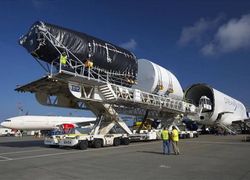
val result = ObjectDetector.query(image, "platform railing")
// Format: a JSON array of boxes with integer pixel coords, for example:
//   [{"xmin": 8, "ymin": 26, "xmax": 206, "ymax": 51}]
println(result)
[{"xmin": 38, "ymin": 23, "xmax": 135, "ymax": 87}]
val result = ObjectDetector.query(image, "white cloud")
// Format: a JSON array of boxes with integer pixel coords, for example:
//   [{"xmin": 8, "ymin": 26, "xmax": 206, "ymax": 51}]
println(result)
[
  {"xmin": 119, "ymin": 39, "xmax": 137, "ymax": 51},
  {"xmin": 178, "ymin": 15, "xmax": 224, "ymax": 46},
  {"xmin": 201, "ymin": 43, "xmax": 216, "ymax": 56},
  {"xmin": 179, "ymin": 14, "xmax": 250, "ymax": 56},
  {"xmin": 203, "ymin": 14, "xmax": 250, "ymax": 55}
]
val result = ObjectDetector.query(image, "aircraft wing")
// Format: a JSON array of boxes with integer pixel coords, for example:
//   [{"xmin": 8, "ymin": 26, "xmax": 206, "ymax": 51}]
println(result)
[
  {"xmin": 216, "ymin": 111, "xmax": 233, "ymax": 121},
  {"xmin": 231, "ymin": 118, "xmax": 250, "ymax": 123},
  {"xmin": 244, "ymin": 118, "xmax": 250, "ymax": 122},
  {"xmin": 55, "ymin": 117, "xmax": 96, "ymax": 129},
  {"xmin": 74, "ymin": 120, "xmax": 95, "ymax": 127}
]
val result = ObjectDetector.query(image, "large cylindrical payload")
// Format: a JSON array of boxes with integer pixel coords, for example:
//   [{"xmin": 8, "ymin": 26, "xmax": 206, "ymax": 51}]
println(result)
[
  {"xmin": 185, "ymin": 84, "xmax": 247, "ymax": 125},
  {"xmin": 19, "ymin": 21, "xmax": 138, "ymax": 77},
  {"xmin": 132, "ymin": 59, "xmax": 184, "ymax": 99}
]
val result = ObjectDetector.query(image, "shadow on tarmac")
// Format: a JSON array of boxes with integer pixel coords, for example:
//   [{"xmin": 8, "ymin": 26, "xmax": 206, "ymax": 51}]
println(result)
[
  {"xmin": 137, "ymin": 150, "xmax": 164, "ymax": 155},
  {"xmin": 137, "ymin": 151, "xmax": 178, "ymax": 156},
  {"xmin": 0, "ymin": 140, "xmax": 44, "ymax": 148}
]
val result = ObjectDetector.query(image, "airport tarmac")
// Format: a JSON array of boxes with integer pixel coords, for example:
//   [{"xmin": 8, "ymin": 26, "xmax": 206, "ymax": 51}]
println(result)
[{"xmin": 0, "ymin": 135, "xmax": 249, "ymax": 180}]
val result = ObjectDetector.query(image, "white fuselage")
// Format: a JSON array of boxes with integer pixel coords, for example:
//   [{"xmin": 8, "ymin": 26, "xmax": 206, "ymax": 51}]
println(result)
[
  {"xmin": 185, "ymin": 84, "xmax": 248, "ymax": 126},
  {"xmin": 208, "ymin": 89, "xmax": 247, "ymax": 125},
  {"xmin": 0, "ymin": 115, "xmax": 96, "ymax": 130}
]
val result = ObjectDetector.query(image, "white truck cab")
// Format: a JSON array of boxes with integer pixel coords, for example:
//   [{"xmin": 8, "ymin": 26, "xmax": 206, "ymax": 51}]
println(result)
[
  {"xmin": 0, "ymin": 127, "xmax": 15, "ymax": 136},
  {"xmin": 45, "ymin": 127, "xmax": 130, "ymax": 150}
]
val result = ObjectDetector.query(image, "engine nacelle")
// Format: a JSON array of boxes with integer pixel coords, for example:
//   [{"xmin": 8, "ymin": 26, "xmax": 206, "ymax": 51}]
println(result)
[{"xmin": 60, "ymin": 123, "xmax": 75, "ymax": 133}]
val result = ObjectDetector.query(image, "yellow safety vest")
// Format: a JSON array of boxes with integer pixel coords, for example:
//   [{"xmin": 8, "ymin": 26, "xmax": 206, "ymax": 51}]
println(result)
[
  {"xmin": 85, "ymin": 60, "xmax": 93, "ymax": 68},
  {"xmin": 172, "ymin": 129, "xmax": 179, "ymax": 142},
  {"xmin": 161, "ymin": 130, "xmax": 169, "ymax": 140},
  {"xmin": 60, "ymin": 54, "xmax": 67, "ymax": 65}
]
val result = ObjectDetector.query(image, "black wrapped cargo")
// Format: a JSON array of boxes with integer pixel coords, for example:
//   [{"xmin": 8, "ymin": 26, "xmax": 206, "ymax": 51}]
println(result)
[{"xmin": 19, "ymin": 21, "xmax": 138, "ymax": 79}]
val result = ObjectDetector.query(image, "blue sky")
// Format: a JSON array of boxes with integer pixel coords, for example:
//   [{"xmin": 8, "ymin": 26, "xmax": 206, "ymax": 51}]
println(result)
[{"xmin": 0, "ymin": 0, "xmax": 250, "ymax": 121}]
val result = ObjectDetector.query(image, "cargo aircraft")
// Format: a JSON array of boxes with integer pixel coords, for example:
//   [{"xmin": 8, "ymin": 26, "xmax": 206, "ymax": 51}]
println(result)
[{"xmin": 184, "ymin": 84, "xmax": 250, "ymax": 132}]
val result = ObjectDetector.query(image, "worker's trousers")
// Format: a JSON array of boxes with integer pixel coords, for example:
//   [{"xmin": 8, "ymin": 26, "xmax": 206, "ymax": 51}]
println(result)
[
  {"xmin": 163, "ymin": 140, "xmax": 170, "ymax": 155},
  {"xmin": 172, "ymin": 141, "xmax": 180, "ymax": 155}
]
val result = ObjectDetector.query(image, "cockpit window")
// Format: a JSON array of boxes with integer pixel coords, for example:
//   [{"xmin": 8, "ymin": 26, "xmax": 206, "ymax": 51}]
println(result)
[{"xmin": 4, "ymin": 119, "xmax": 11, "ymax": 122}]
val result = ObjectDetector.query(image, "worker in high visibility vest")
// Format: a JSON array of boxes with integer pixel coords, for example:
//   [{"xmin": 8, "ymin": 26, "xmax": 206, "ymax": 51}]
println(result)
[
  {"xmin": 161, "ymin": 127, "xmax": 171, "ymax": 155},
  {"xmin": 60, "ymin": 52, "xmax": 67, "ymax": 66},
  {"xmin": 84, "ymin": 59, "xmax": 93, "ymax": 69},
  {"xmin": 171, "ymin": 126, "xmax": 180, "ymax": 155}
]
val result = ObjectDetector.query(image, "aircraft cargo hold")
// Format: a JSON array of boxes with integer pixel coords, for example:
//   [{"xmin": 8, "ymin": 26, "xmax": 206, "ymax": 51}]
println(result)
[
  {"xmin": 185, "ymin": 84, "xmax": 248, "ymax": 127},
  {"xmin": 133, "ymin": 59, "xmax": 183, "ymax": 99}
]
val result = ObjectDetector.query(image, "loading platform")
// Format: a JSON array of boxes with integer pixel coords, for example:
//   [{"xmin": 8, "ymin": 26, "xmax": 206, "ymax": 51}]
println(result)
[{"xmin": 16, "ymin": 22, "xmax": 199, "ymax": 136}]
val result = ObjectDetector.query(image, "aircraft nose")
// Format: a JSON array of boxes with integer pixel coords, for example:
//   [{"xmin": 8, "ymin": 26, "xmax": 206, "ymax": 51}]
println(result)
[
  {"xmin": 1, "ymin": 121, "xmax": 6, "ymax": 127},
  {"xmin": 1, "ymin": 120, "xmax": 11, "ymax": 128}
]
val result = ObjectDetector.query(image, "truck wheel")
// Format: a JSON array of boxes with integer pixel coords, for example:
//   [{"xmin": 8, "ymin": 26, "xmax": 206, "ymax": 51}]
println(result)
[
  {"xmin": 121, "ymin": 138, "xmax": 130, "ymax": 145},
  {"xmin": 113, "ymin": 138, "xmax": 121, "ymax": 146},
  {"xmin": 78, "ymin": 140, "xmax": 88, "ymax": 150},
  {"xmin": 93, "ymin": 139, "xmax": 102, "ymax": 148}
]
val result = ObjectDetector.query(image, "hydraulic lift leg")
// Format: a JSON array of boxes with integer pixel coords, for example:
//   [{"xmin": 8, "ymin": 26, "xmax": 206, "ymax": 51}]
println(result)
[{"xmin": 136, "ymin": 109, "xmax": 149, "ymax": 133}]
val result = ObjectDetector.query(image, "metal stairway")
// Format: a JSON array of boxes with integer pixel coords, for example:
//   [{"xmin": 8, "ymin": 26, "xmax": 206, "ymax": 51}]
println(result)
[
  {"xmin": 99, "ymin": 84, "xmax": 117, "ymax": 101},
  {"xmin": 217, "ymin": 123, "xmax": 237, "ymax": 135}
]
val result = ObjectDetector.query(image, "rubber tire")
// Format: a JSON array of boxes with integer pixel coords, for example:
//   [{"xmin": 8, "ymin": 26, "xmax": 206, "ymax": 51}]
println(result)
[
  {"xmin": 121, "ymin": 138, "xmax": 130, "ymax": 145},
  {"xmin": 93, "ymin": 139, "xmax": 102, "ymax": 148},
  {"xmin": 113, "ymin": 138, "xmax": 121, "ymax": 146},
  {"xmin": 78, "ymin": 140, "xmax": 88, "ymax": 150}
]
